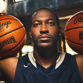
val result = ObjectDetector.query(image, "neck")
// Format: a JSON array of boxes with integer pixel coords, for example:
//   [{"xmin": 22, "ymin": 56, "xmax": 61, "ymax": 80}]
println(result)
[{"xmin": 33, "ymin": 46, "xmax": 59, "ymax": 69}]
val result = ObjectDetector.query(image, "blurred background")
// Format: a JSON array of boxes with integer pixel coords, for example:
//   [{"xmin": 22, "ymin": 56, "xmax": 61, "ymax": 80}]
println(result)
[
  {"xmin": 0, "ymin": 0, "xmax": 82, "ymax": 58},
  {"xmin": 1, "ymin": 0, "xmax": 83, "ymax": 82},
  {"xmin": 0, "ymin": 0, "xmax": 82, "ymax": 57}
]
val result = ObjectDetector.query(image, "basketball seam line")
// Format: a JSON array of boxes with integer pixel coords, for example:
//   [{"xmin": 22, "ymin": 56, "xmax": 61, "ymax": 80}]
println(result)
[
  {"xmin": 0, "ymin": 26, "xmax": 24, "ymax": 38},
  {"xmin": 0, "ymin": 18, "xmax": 18, "ymax": 21},
  {"xmin": 0, "ymin": 32, "xmax": 25, "ymax": 54},
  {"xmin": 65, "ymin": 38, "xmax": 83, "ymax": 46},
  {"xmin": 65, "ymin": 26, "xmax": 83, "ymax": 32},
  {"xmin": 67, "ymin": 13, "xmax": 83, "ymax": 22}
]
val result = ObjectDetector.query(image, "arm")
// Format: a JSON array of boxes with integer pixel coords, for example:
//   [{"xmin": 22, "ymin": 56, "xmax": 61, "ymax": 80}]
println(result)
[
  {"xmin": 0, "ymin": 57, "xmax": 18, "ymax": 83},
  {"xmin": 0, "ymin": 70, "xmax": 4, "ymax": 81},
  {"xmin": 75, "ymin": 54, "xmax": 83, "ymax": 82}
]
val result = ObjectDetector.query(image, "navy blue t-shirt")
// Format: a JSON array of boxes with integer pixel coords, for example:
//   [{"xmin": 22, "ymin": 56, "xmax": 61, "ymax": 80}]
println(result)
[{"xmin": 14, "ymin": 53, "xmax": 82, "ymax": 83}]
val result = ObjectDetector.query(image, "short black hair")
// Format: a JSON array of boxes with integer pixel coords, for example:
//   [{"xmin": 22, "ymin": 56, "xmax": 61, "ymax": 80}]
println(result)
[{"xmin": 29, "ymin": 8, "xmax": 59, "ymax": 29}]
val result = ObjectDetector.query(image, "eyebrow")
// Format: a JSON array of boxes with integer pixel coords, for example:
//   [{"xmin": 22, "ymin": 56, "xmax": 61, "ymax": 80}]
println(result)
[
  {"xmin": 32, "ymin": 18, "xmax": 56, "ymax": 24},
  {"xmin": 46, "ymin": 19, "xmax": 56, "ymax": 22},
  {"xmin": 32, "ymin": 20, "xmax": 41, "ymax": 24}
]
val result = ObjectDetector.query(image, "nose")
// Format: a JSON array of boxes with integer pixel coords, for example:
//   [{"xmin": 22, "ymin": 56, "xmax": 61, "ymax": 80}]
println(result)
[{"xmin": 40, "ymin": 23, "xmax": 49, "ymax": 34}]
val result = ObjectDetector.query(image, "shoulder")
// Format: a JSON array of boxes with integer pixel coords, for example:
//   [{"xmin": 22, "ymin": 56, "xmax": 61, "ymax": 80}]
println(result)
[
  {"xmin": 65, "ymin": 53, "xmax": 83, "ymax": 70},
  {"xmin": 0, "ymin": 56, "xmax": 19, "ymax": 83},
  {"xmin": 75, "ymin": 54, "xmax": 83, "ymax": 82},
  {"xmin": 0, "ymin": 56, "xmax": 19, "ymax": 69},
  {"xmin": 63, "ymin": 53, "xmax": 83, "ymax": 82},
  {"xmin": 75, "ymin": 54, "xmax": 83, "ymax": 71},
  {"xmin": 0, "ymin": 56, "xmax": 18, "ymax": 68}
]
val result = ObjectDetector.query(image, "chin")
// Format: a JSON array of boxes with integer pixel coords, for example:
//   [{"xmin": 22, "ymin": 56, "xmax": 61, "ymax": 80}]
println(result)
[{"xmin": 38, "ymin": 43, "xmax": 53, "ymax": 49}]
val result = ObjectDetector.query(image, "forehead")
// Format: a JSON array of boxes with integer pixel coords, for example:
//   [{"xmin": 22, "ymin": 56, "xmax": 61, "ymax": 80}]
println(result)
[{"xmin": 32, "ymin": 9, "xmax": 56, "ymax": 21}]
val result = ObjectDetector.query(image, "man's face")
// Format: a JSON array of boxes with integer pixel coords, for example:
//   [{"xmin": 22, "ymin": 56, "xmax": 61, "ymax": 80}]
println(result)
[{"xmin": 30, "ymin": 9, "xmax": 60, "ymax": 48}]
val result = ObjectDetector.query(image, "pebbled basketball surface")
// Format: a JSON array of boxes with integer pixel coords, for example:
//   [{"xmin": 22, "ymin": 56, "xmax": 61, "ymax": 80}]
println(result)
[
  {"xmin": 0, "ymin": 14, "xmax": 26, "ymax": 57},
  {"xmin": 65, "ymin": 11, "xmax": 83, "ymax": 54}
]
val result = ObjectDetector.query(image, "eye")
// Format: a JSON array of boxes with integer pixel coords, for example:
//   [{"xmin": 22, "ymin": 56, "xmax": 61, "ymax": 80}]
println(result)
[
  {"xmin": 46, "ymin": 20, "xmax": 55, "ymax": 26},
  {"xmin": 32, "ymin": 23, "xmax": 41, "ymax": 27},
  {"xmin": 47, "ymin": 22, "xmax": 55, "ymax": 26}
]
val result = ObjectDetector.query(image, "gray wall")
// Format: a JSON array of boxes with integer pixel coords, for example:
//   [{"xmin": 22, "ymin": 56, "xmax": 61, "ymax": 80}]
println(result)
[{"xmin": 7, "ymin": 0, "xmax": 83, "ymax": 17}]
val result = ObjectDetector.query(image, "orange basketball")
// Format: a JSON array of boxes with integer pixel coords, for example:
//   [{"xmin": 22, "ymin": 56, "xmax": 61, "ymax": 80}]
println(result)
[
  {"xmin": 65, "ymin": 11, "xmax": 83, "ymax": 54},
  {"xmin": 0, "ymin": 13, "xmax": 26, "ymax": 58}
]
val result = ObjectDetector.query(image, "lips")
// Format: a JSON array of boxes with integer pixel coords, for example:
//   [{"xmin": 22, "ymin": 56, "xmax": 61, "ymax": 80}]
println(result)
[{"xmin": 38, "ymin": 35, "xmax": 51, "ymax": 41}]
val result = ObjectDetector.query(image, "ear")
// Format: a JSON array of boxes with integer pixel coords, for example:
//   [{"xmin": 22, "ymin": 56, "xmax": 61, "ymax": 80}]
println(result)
[
  {"xmin": 29, "ymin": 29, "xmax": 32, "ymax": 37},
  {"xmin": 59, "ymin": 26, "xmax": 62, "ymax": 34}
]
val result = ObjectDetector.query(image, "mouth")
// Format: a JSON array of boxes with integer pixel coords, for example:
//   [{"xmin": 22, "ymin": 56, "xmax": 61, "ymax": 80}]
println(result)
[{"xmin": 38, "ymin": 35, "xmax": 51, "ymax": 42}]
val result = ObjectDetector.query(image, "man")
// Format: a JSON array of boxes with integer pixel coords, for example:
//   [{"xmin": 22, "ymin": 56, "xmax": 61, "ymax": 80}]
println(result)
[{"xmin": 0, "ymin": 8, "xmax": 83, "ymax": 83}]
